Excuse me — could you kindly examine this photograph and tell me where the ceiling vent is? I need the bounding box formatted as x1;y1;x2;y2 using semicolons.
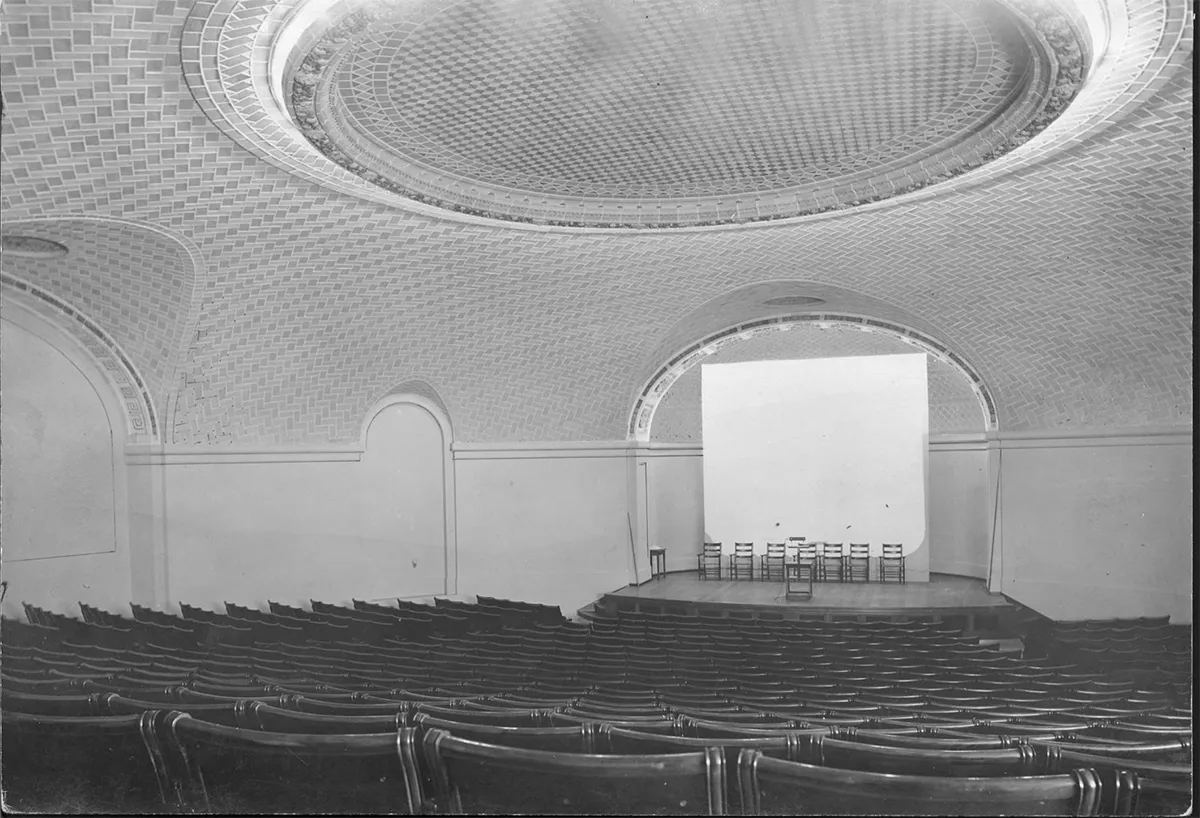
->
763;296;825;307
1;235;69;259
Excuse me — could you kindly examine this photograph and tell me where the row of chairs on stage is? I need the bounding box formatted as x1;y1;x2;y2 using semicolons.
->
697;539;905;583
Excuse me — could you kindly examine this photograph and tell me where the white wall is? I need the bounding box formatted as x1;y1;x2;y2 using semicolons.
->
1;320;118;561
701;355;929;565
994;431;1192;623
141;442;637;618
928;442;991;578
157;402;449;611
5;301;1186;626
454;446;634;617
634;441;980;582
1;316;132;617
642;449;705;574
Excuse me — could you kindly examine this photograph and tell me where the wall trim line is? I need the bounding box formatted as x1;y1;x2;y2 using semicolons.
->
127;424;1191;465
992;426;1192;449
125;445;363;465
452;440;705;460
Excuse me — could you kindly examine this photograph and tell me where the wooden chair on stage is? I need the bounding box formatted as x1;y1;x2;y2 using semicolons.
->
730;543;755;581
784;542;816;600
879;543;906;583
847;543;871;582
698;543;723;580
760;543;787;582
819;542;845;583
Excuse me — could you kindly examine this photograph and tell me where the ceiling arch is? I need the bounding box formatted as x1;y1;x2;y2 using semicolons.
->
632;313;995;442
648;324;989;443
1;276;160;442
0;218;202;436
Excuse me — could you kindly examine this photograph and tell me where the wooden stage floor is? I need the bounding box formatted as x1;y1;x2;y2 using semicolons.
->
601;572;1015;625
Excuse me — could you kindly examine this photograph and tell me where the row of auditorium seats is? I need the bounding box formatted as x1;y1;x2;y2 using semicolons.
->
2;599;1191;814
5;709;1189;815
20;595;565;649
1024;617;1191;676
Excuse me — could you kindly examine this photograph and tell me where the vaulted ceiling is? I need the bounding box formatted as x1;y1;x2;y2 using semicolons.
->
0;0;1192;445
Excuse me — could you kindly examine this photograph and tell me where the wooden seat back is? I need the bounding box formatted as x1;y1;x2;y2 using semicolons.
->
738;749;1102;815
422;727;726;815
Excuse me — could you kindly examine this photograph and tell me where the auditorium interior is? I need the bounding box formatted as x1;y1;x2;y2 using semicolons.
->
0;0;1193;814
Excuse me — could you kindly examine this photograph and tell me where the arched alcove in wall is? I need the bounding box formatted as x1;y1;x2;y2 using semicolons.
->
358;387;458;599
0;302;136;616
648;323;989;442
633;312;999;584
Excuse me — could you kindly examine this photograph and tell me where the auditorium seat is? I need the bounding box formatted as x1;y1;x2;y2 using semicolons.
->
804;734;1043;777
844;729;1028;751
2;689;109;717
736;749;1102;816
413;714;599;754
603;725;810;808
2;710;176;814
422;728;726;815
241;701;404;734
5;593;1192;815
157;713;423;814
683;715;810;735
1035;743;1192;816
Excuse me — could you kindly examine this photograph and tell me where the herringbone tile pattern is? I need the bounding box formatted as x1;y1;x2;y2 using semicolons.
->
0;0;1191;444
327;0;1021;199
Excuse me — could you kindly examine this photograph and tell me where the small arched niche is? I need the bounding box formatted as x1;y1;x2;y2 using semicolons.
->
356;387;458;599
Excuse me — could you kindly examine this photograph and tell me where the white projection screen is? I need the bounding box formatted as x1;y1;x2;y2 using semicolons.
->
701;354;928;562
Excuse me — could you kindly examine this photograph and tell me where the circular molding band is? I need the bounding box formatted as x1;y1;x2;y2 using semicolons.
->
182;0;1188;233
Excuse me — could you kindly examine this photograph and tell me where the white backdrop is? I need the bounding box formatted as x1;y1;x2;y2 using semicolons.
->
701;353;928;556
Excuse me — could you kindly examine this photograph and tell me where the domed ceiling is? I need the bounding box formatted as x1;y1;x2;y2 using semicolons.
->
287;0;1088;228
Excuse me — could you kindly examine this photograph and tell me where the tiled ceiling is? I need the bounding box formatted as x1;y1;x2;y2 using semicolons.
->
287;0;1086;226
0;220;195;416
316;0;1028;203
0;0;1192;445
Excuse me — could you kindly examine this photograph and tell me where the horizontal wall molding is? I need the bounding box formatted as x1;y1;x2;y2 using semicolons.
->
453;440;702;460
126;445;363;465
127;425;1190;465
454;441;635;460
993;426;1192;449
930;433;990;452
636;443;704;458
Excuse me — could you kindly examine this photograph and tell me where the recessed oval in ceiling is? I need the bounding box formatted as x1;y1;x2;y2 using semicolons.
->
763;296;827;307
1;235;69;259
285;0;1089;228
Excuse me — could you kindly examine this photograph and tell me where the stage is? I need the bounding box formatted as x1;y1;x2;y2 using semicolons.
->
599;572;1022;635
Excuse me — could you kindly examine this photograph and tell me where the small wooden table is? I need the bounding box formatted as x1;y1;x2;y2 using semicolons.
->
785;558;815;600
648;547;667;580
